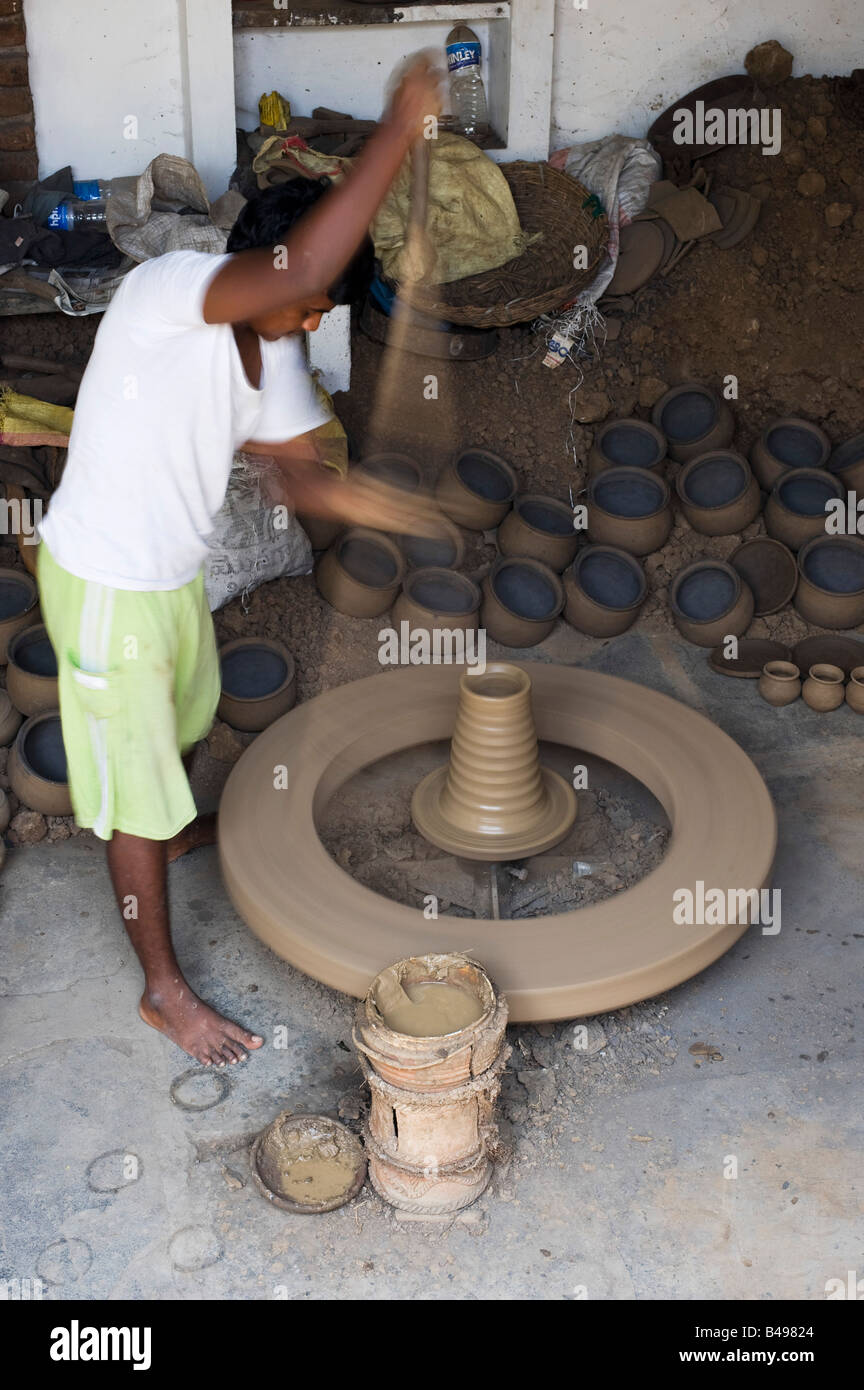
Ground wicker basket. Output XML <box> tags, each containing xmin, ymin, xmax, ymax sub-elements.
<box><xmin>400</xmin><ymin>161</ymin><xmax>608</xmax><ymax>328</ymax></box>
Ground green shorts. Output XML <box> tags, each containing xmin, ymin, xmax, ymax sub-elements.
<box><xmin>38</xmin><ymin>544</ymin><xmax>221</xmax><ymax>841</ymax></box>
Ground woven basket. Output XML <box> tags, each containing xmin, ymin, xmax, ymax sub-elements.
<box><xmin>400</xmin><ymin>161</ymin><xmax>608</xmax><ymax>327</ymax></box>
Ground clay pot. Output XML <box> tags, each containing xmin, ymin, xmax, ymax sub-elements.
<box><xmin>758</xmin><ymin>660</ymin><xmax>801</xmax><ymax>707</ymax></box>
<box><xmin>794</xmin><ymin>536</ymin><xmax>864</xmax><ymax>629</ymax></box>
<box><xmin>802</xmin><ymin>663</ymin><xmax>845</xmax><ymax>712</ymax></box>
<box><xmin>764</xmin><ymin>469</ymin><xmax>845</xmax><ymax>551</ymax></box>
<box><xmin>563</xmin><ymin>545</ymin><xmax>647</xmax><ymax>637</ymax></box>
<box><xmin>397</xmin><ymin>520</ymin><xmax>465</xmax><ymax>571</ymax></box>
<box><xmin>586</xmin><ymin>466</ymin><xmax>672</xmax><ymax>556</ymax></box>
<box><xmin>316</xmin><ymin>527</ymin><xmax>405</xmax><ymax>617</ymax></box>
<box><xmin>355</xmin><ymin>452</ymin><xmax>423</xmax><ymax>493</ymax></box>
<box><xmin>411</xmin><ymin>662</ymin><xmax>577</xmax><ymax>861</ymax></box>
<box><xmin>0</xmin><ymin>567</ymin><xmax>39</xmax><ymax>664</ymax></box>
<box><xmin>365</xmin><ymin>1136</ymin><xmax>492</xmax><ymax>1215</ymax></box>
<box><xmin>729</xmin><ymin>537</ymin><xmax>798</xmax><ymax>616</ymax></box>
<box><xmin>435</xmin><ymin>449</ymin><xmax>517</xmax><ymax>530</ymax></box>
<box><xmin>0</xmin><ymin>786</ymin><xmax>9</xmax><ymax>836</ymax></box>
<box><xmin>497</xmin><ymin>494</ymin><xmax>578</xmax><ymax>572</ymax></box>
<box><xmin>6</xmin><ymin>624</ymin><xmax>58</xmax><ymax>717</ymax></box>
<box><xmin>845</xmin><ymin>666</ymin><xmax>864</xmax><ymax>714</ymax></box>
<box><xmin>391</xmin><ymin>568</ymin><xmax>481</xmax><ymax>637</ymax></box>
<box><xmin>670</xmin><ymin>560</ymin><xmax>755</xmax><ymax>647</ymax></box>
<box><xmin>587</xmin><ymin>418</ymin><xmax>667</xmax><ymax>479</ymax></box>
<box><xmin>8</xmin><ymin>711</ymin><xmax>72</xmax><ymax>816</ymax></box>
<box><xmin>827</xmin><ymin>432</ymin><xmax>864</xmax><ymax>495</ymax></box>
<box><xmin>651</xmin><ymin>384</ymin><xmax>734</xmax><ymax>464</ymax></box>
<box><xmin>0</xmin><ymin>689</ymin><xmax>22</xmax><ymax>746</ymax></box>
<box><xmin>675</xmin><ymin>451</ymin><xmax>762</xmax><ymax>536</ymax></box>
<box><xmin>217</xmin><ymin>638</ymin><xmax>296</xmax><ymax>732</ymax></box>
<box><xmin>297</xmin><ymin>513</ymin><xmax>341</xmax><ymax>551</ymax></box>
<box><xmin>750</xmin><ymin>417</ymin><xmax>831</xmax><ymax>491</ymax></box>
<box><xmin>480</xmin><ymin>557</ymin><xmax>565</xmax><ymax>647</ymax></box>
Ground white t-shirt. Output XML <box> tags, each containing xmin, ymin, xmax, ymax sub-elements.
<box><xmin>40</xmin><ymin>249</ymin><xmax>330</xmax><ymax>590</ymax></box>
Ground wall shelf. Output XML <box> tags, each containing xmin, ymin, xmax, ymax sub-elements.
<box><xmin>233</xmin><ymin>1</ymin><xmax>508</xmax><ymax>28</ymax></box>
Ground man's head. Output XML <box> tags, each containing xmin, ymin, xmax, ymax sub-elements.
<box><xmin>227</xmin><ymin>178</ymin><xmax>374</xmax><ymax>339</ymax></box>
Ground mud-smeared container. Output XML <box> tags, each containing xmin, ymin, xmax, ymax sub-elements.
<box><xmin>250</xmin><ymin>1112</ymin><xmax>366</xmax><ymax>1214</ymax></box>
<box><xmin>481</xmin><ymin>556</ymin><xmax>565</xmax><ymax>646</ymax></box>
<box><xmin>588</xmin><ymin>417</ymin><xmax>667</xmax><ymax>479</ymax></box>
<box><xmin>794</xmin><ymin>536</ymin><xmax>864</xmax><ymax>629</ymax></box>
<box><xmin>391</xmin><ymin>568</ymin><xmax>481</xmax><ymax>638</ymax></box>
<box><xmin>218</xmin><ymin>638</ymin><xmax>296</xmax><ymax>732</ymax></box>
<box><xmin>8</xmin><ymin>710</ymin><xmax>72</xmax><ymax>816</ymax></box>
<box><xmin>435</xmin><ymin>449</ymin><xmax>517</xmax><ymax>530</ymax></box>
<box><xmin>0</xmin><ymin>567</ymin><xmax>39</xmax><ymax>664</ymax></box>
<box><xmin>750</xmin><ymin>416</ymin><xmax>831</xmax><ymax>491</ymax></box>
<box><xmin>676</xmin><ymin>450</ymin><xmax>762</xmax><ymax>535</ymax></box>
<box><xmin>587</xmin><ymin>466</ymin><xmax>672</xmax><ymax>556</ymax></box>
<box><xmin>651</xmin><ymin>383</ymin><xmax>734</xmax><ymax>463</ymax></box>
<box><xmin>670</xmin><ymin>559</ymin><xmax>755</xmax><ymax>647</ymax></box>
<box><xmin>497</xmin><ymin>494</ymin><xmax>578</xmax><ymax>572</ymax></box>
<box><xmin>765</xmin><ymin>469</ymin><xmax>845</xmax><ymax>551</ymax></box>
<box><xmin>563</xmin><ymin>544</ymin><xmax>647</xmax><ymax>637</ymax></box>
<box><xmin>6</xmin><ymin>624</ymin><xmax>58</xmax><ymax>717</ymax></box>
<box><xmin>316</xmin><ymin>527</ymin><xmax>405</xmax><ymax>617</ymax></box>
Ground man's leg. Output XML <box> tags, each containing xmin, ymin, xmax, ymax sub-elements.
<box><xmin>105</xmin><ymin>828</ymin><xmax>263</xmax><ymax>1066</ymax></box>
<box><xmin>165</xmin><ymin>749</ymin><xmax>216</xmax><ymax>864</ymax></box>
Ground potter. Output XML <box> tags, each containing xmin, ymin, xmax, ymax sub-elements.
<box><xmin>672</xmin><ymin>101</ymin><xmax>781</xmax><ymax>156</ymax></box>
<box><xmin>378</xmin><ymin>620</ymin><xmax>486</xmax><ymax>672</ymax></box>
<box><xmin>672</xmin><ymin>882</ymin><xmax>781</xmax><ymax>935</ymax></box>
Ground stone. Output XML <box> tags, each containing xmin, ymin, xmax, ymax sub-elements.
<box><xmin>782</xmin><ymin>144</ymin><xmax>805</xmax><ymax>168</ymax></box>
<box><xmin>806</xmin><ymin>115</ymin><xmax>827</xmax><ymax>141</ymax></box>
<box><xmin>8</xmin><ymin>809</ymin><xmax>47</xmax><ymax>844</ymax></box>
<box><xmin>745</xmin><ymin>39</ymin><xmax>793</xmax><ymax>88</ymax></box>
<box><xmin>630</xmin><ymin>324</ymin><xmax>654</xmax><ymax>348</ymax></box>
<box><xmin>853</xmin><ymin>211</ymin><xmax>864</xmax><ymax>234</ymax></box>
<box><xmin>751</xmin><ymin>244</ymin><xmax>768</xmax><ymax>268</ymax></box>
<box><xmin>572</xmin><ymin>390</ymin><xmax>611</xmax><ymax>424</ymax></box>
<box><xmin>46</xmin><ymin>816</ymin><xmax>72</xmax><ymax>842</ymax></box>
<box><xmin>797</xmin><ymin>170</ymin><xmax>825</xmax><ymax>198</ymax></box>
<box><xmin>638</xmin><ymin>376</ymin><xmax>668</xmax><ymax>409</ymax></box>
<box><xmin>824</xmin><ymin>202</ymin><xmax>853</xmax><ymax>228</ymax></box>
<box><xmin>206</xmin><ymin>720</ymin><xmax>245</xmax><ymax>764</ymax></box>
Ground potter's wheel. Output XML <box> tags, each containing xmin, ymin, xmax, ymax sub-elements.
<box><xmin>218</xmin><ymin>664</ymin><xmax>776</xmax><ymax>1022</ymax></box>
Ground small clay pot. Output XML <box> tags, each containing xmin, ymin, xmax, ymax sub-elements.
<box><xmin>587</xmin><ymin>418</ymin><xmax>667</xmax><ymax>479</ymax></box>
<box><xmin>794</xmin><ymin>536</ymin><xmax>864</xmax><ymax>629</ymax></box>
<box><xmin>827</xmin><ymin>432</ymin><xmax>864</xmax><ymax>495</ymax></box>
<box><xmin>391</xmin><ymin>568</ymin><xmax>481</xmax><ymax>637</ymax></box>
<box><xmin>355</xmin><ymin>452</ymin><xmax>424</xmax><ymax>493</ymax></box>
<box><xmin>675</xmin><ymin>451</ymin><xmax>762</xmax><ymax>536</ymax></box>
<box><xmin>0</xmin><ymin>566</ymin><xmax>40</xmax><ymax>664</ymax></box>
<box><xmin>758</xmin><ymin>660</ymin><xmax>801</xmax><ymax>707</ymax></box>
<box><xmin>750</xmin><ymin>417</ymin><xmax>831</xmax><ymax>491</ymax></box>
<box><xmin>670</xmin><ymin>560</ymin><xmax>755</xmax><ymax>647</ymax></box>
<box><xmin>497</xmin><ymin>494</ymin><xmax>578</xmax><ymax>572</ymax></box>
<box><xmin>397</xmin><ymin>520</ymin><xmax>465</xmax><ymax>571</ymax></box>
<box><xmin>316</xmin><ymin>527</ymin><xmax>405</xmax><ymax>617</ymax></box>
<box><xmin>563</xmin><ymin>545</ymin><xmax>648</xmax><ymax>637</ymax></box>
<box><xmin>764</xmin><ymin>469</ymin><xmax>845</xmax><ymax>551</ymax></box>
<box><xmin>0</xmin><ymin>688</ymin><xmax>22</xmax><ymax>746</ymax></box>
<box><xmin>8</xmin><ymin>710</ymin><xmax>72</xmax><ymax>816</ymax></box>
<box><xmin>845</xmin><ymin>666</ymin><xmax>864</xmax><ymax>714</ymax></box>
<box><xmin>218</xmin><ymin>638</ymin><xmax>297</xmax><ymax>732</ymax></box>
<box><xmin>435</xmin><ymin>449</ymin><xmax>517</xmax><ymax>530</ymax></box>
<box><xmin>481</xmin><ymin>557</ymin><xmax>564</xmax><ymax>648</ymax></box>
<box><xmin>802</xmin><ymin>663</ymin><xmax>845</xmax><ymax>712</ymax></box>
<box><xmin>729</xmin><ymin>537</ymin><xmax>797</xmax><ymax>616</ymax></box>
<box><xmin>651</xmin><ymin>384</ymin><xmax>734</xmax><ymax>464</ymax></box>
<box><xmin>6</xmin><ymin>624</ymin><xmax>58</xmax><ymax>717</ymax></box>
<box><xmin>587</xmin><ymin>467</ymin><xmax>672</xmax><ymax>556</ymax></box>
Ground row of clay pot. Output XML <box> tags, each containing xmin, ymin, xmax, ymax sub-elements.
<box><xmin>759</xmin><ymin>661</ymin><xmax>864</xmax><ymax>713</ymax></box>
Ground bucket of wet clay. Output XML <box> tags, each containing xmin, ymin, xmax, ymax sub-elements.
<box><xmin>676</xmin><ymin>451</ymin><xmax>761</xmax><ymax>535</ymax></box>
<box><xmin>250</xmin><ymin>1112</ymin><xmax>367</xmax><ymax>1214</ymax></box>
<box><xmin>481</xmin><ymin>556</ymin><xmax>565</xmax><ymax>647</ymax></box>
<box><xmin>218</xmin><ymin>637</ymin><xmax>296</xmax><ymax>732</ymax></box>
<box><xmin>563</xmin><ymin>544</ymin><xmax>648</xmax><ymax>637</ymax></box>
<box><xmin>435</xmin><ymin>448</ymin><xmax>517</xmax><ymax>530</ymax></box>
<box><xmin>750</xmin><ymin>416</ymin><xmax>831</xmax><ymax>491</ymax></box>
<box><xmin>651</xmin><ymin>383</ymin><xmax>734</xmax><ymax>463</ymax></box>
<box><xmin>392</xmin><ymin>568</ymin><xmax>481</xmax><ymax>636</ymax></box>
<box><xmin>497</xmin><ymin>494</ymin><xmax>578</xmax><ymax>572</ymax></box>
<box><xmin>765</xmin><ymin>469</ymin><xmax>845</xmax><ymax>551</ymax></box>
<box><xmin>0</xmin><ymin>566</ymin><xmax>39</xmax><ymax>664</ymax></box>
<box><xmin>587</xmin><ymin>466</ymin><xmax>672</xmax><ymax>556</ymax></box>
<box><xmin>794</xmin><ymin>536</ymin><xmax>864</xmax><ymax>629</ymax></box>
<box><xmin>6</xmin><ymin>624</ymin><xmax>58</xmax><ymax>716</ymax></box>
<box><xmin>588</xmin><ymin>417</ymin><xmax>667</xmax><ymax>478</ymax></box>
<box><xmin>316</xmin><ymin>527</ymin><xmax>405</xmax><ymax>617</ymax></box>
<box><xmin>670</xmin><ymin>559</ymin><xmax>755</xmax><ymax>647</ymax></box>
<box><xmin>8</xmin><ymin>710</ymin><xmax>72</xmax><ymax>816</ymax></box>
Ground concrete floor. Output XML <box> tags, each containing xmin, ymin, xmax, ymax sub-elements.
<box><xmin>1</xmin><ymin>630</ymin><xmax>862</xmax><ymax>1301</ymax></box>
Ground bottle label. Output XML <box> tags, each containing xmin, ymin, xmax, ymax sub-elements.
<box><xmin>47</xmin><ymin>202</ymin><xmax>72</xmax><ymax>230</ymax></box>
<box><xmin>73</xmin><ymin>179</ymin><xmax>101</xmax><ymax>201</ymax></box>
<box><xmin>446</xmin><ymin>41</ymin><xmax>481</xmax><ymax>73</ymax></box>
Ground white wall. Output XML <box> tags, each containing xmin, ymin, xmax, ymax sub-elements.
<box><xmin>552</xmin><ymin>0</ymin><xmax>862</xmax><ymax>150</ymax></box>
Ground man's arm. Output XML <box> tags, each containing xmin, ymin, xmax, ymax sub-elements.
<box><xmin>202</xmin><ymin>61</ymin><xmax>440</xmax><ymax>328</ymax></box>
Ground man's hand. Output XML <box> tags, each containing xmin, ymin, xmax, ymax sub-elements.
<box><xmin>384</xmin><ymin>58</ymin><xmax>444</xmax><ymax>145</ymax></box>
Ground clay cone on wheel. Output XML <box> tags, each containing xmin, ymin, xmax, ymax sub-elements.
<box><xmin>411</xmin><ymin>663</ymin><xmax>577</xmax><ymax>861</ymax></box>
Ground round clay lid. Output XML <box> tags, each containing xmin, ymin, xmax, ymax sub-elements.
<box><xmin>250</xmin><ymin>1113</ymin><xmax>366</xmax><ymax>1215</ymax></box>
<box><xmin>729</xmin><ymin>538</ymin><xmax>798</xmax><ymax>616</ymax></box>
<box><xmin>708</xmin><ymin>638</ymin><xmax>791</xmax><ymax>678</ymax></box>
<box><xmin>792</xmin><ymin>635</ymin><xmax>864</xmax><ymax>678</ymax></box>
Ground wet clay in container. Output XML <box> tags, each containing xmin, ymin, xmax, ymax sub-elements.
<box><xmin>379</xmin><ymin>980</ymin><xmax>485</xmax><ymax>1037</ymax></box>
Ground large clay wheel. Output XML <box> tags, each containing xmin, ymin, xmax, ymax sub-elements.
<box><xmin>219</xmin><ymin>664</ymin><xmax>775</xmax><ymax>1022</ymax></box>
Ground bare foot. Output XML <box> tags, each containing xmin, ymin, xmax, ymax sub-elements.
<box><xmin>166</xmin><ymin>813</ymin><xmax>217</xmax><ymax>865</ymax></box>
<box><xmin>139</xmin><ymin>980</ymin><xmax>263</xmax><ymax>1065</ymax></box>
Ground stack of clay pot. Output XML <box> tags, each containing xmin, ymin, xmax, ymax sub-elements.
<box><xmin>354</xmin><ymin>953</ymin><xmax>510</xmax><ymax>1216</ymax></box>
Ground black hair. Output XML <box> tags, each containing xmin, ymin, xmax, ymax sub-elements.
<box><xmin>227</xmin><ymin>178</ymin><xmax>374</xmax><ymax>306</ymax></box>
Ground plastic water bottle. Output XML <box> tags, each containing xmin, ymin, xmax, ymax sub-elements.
<box><xmin>46</xmin><ymin>199</ymin><xmax>107</xmax><ymax>230</ymax></box>
<box><xmin>446</xmin><ymin>23</ymin><xmax>489</xmax><ymax>139</ymax></box>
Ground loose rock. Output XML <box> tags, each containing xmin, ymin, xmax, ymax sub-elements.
<box><xmin>206</xmin><ymin>720</ymin><xmax>245</xmax><ymax>764</ymax></box>
<box><xmin>9</xmin><ymin>809</ymin><xmax>47</xmax><ymax>845</ymax></box>
<box><xmin>745</xmin><ymin>39</ymin><xmax>793</xmax><ymax>88</ymax></box>
<box><xmin>797</xmin><ymin>170</ymin><xmax>826</xmax><ymax>197</ymax></box>
<box><xmin>824</xmin><ymin>202</ymin><xmax>853</xmax><ymax>227</ymax></box>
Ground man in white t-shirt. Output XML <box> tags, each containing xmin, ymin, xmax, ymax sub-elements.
<box><xmin>37</xmin><ymin>62</ymin><xmax>442</xmax><ymax>1068</ymax></box>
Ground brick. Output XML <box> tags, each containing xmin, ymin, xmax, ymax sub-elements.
<box><xmin>0</xmin><ymin>114</ymin><xmax>32</xmax><ymax>150</ymax></box>
<box><xmin>0</xmin><ymin>50</ymin><xmax>27</xmax><ymax>85</ymax></box>
<box><xmin>0</xmin><ymin>148</ymin><xmax>36</xmax><ymax>180</ymax></box>
<box><xmin>0</xmin><ymin>15</ymin><xmax>24</xmax><ymax>46</ymax></box>
<box><xmin>0</xmin><ymin>84</ymin><xmax>29</xmax><ymax>117</ymax></box>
